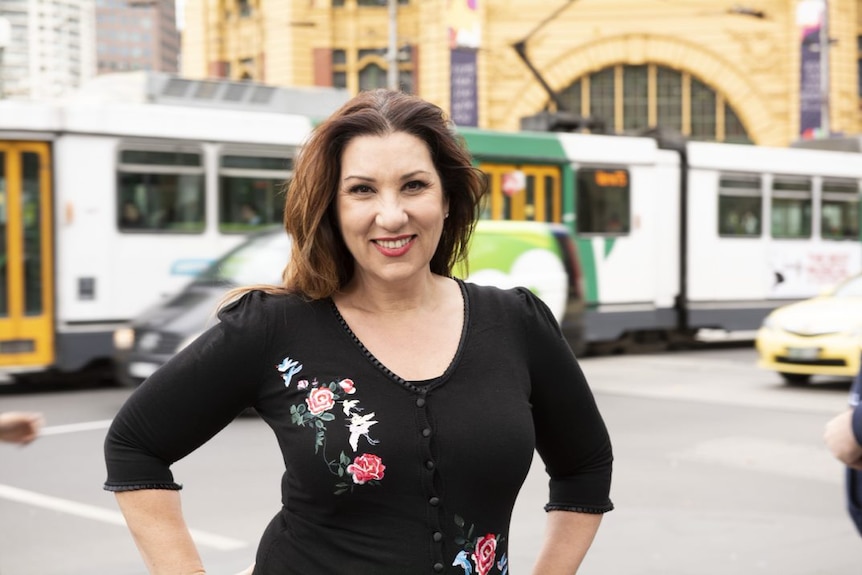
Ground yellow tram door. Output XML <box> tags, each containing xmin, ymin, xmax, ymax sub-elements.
<box><xmin>0</xmin><ymin>143</ymin><xmax>55</xmax><ymax>369</ymax></box>
<box><xmin>479</xmin><ymin>163</ymin><xmax>562</xmax><ymax>223</ymax></box>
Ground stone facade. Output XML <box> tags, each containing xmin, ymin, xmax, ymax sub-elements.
<box><xmin>180</xmin><ymin>0</ymin><xmax>862</xmax><ymax>146</ymax></box>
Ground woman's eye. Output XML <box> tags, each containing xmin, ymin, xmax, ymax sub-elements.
<box><xmin>404</xmin><ymin>180</ymin><xmax>428</xmax><ymax>192</ymax></box>
<box><xmin>348</xmin><ymin>184</ymin><xmax>374</xmax><ymax>194</ymax></box>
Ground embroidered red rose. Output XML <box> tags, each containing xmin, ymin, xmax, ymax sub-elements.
<box><xmin>472</xmin><ymin>534</ymin><xmax>497</xmax><ymax>575</ymax></box>
<box><xmin>338</xmin><ymin>378</ymin><xmax>356</xmax><ymax>394</ymax></box>
<box><xmin>346</xmin><ymin>453</ymin><xmax>386</xmax><ymax>484</ymax></box>
<box><xmin>306</xmin><ymin>387</ymin><xmax>335</xmax><ymax>415</ymax></box>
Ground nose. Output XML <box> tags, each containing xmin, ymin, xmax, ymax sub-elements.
<box><xmin>375</xmin><ymin>195</ymin><xmax>408</xmax><ymax>230</ymax></box>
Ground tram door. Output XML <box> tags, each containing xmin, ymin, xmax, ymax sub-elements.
<box><xmin>478</xmin><ymin>163</ymin><xmax>562</xmax><ymax>223</ymax></box>
<box><xmin>0</xmin><ymin>143</ymin><xmax>54</xmax><ymax>368</ymax></box>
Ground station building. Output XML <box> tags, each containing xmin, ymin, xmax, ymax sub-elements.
<box><xmin>180</xmin><ymin>0</ymin><xmax>862</xmax><ymax>147</ymax></box>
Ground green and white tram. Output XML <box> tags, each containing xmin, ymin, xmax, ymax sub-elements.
<box><xmin>461</xmin><ymin>128</ymin><xmax>862</xmax><ymax>349</ymax></box>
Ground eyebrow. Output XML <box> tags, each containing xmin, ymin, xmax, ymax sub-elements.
<box><xmin>342</xmin><ymin>170</ymin><xmax>432</xmax><ymax>183</ymax></box>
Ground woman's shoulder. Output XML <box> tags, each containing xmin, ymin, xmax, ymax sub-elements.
<box><xmin>461</xmin><ymin>279</ymin><xmax>541</xmax><ymax>307</ymax></box>
<box><xmin>217</xmin><ymin>288</ymin><xmax>327</xmax><ymax>326</ymax></box>
<box><xmin>462</xmin><ymin>280</ymin><xmax>558</xmax><ymax>329</ymax></box>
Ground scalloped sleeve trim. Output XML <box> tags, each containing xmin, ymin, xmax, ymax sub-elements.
<box><xmin>544</xmin><ymin>502</ymin><xmax>614</xmax><ymax>514</ymax></box>
<box><xmin>103</xmin><ymin>482</ymin><xmax>183</xmax><ymax>492</ymax></box>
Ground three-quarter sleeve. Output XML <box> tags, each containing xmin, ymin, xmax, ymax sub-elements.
<box><xmin>104</xmin><ymin>291</ymin><xmax>271</xmax><ymax>491</ymax></box>
<box><xmin>517</xmin><ymin>288</ymin><xmax>614</xmax><ymax>514</ymax></box>
<box><xmin>850</xmin><ymin>357</ymin><xmax>862</xmax><ymax>446</ymax></box>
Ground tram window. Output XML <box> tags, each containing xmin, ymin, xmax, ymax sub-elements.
<box><xmin>218</xmin><ymin>154</ymin><xmax>292</xmax><ymax>233</ymax></box>
<box><xmin>544</xmin><ymin>174</ymin><xmax>557</xmax><ymax>222</ymax></box>
<box><xmin>22</xmin><ymin>152</ymin><xmax>43</xmax><ymax>315</ymax></box>
<box><xmin>718</xmin><ymin>174</ymin><xmax>761</xmax><ymax>237</ymax></box>
<box><xmin>771</xmin><ymin>177</ymin><xmax>812</xmax><ymax>239</ymax></box>
<box><xmin>821</xmin><ymin>179</ymin><xmax>860</xmax><ymax>240</ymax></box>
<box><xmin>478</xmin><ymin>171</ymin><xmax>492</xmax><ymax>220</ymax></box>
<box><xmin>117</xmin><ymin>148</ymin><xmax>205</xmax><ymax>233</ymax></box>
<box><xmin>576</xmin><ymin>168</ymin><xmax>630</xmax><ymax>234</ymax></box>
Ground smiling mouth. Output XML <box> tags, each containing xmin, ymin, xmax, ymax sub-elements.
<box><xmin>374</xmin><ymin>237</ymin><xmax>413</xmax><ymax>249</ymax></box>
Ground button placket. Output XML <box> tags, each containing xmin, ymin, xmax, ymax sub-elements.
<box><xmin>415</xmin><ymin>389</ymin><xmax>445</xmax><ymax>573</ymax></box>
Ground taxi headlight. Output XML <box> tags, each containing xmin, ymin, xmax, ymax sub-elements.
<box><xmin>761</xmin><ymin>316</ymin><xmax>778</xmax><ymax>330</ymax></box>
<box><xmin>113</xmin><ymin>327</ymin><xmax>135</xmax><ymax>350</ymax></box>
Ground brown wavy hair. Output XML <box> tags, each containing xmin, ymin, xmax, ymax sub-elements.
<box><xmin>251</xmin><ymin>88</ymin><xmax>486</xmax><ymax>301</ymax></box>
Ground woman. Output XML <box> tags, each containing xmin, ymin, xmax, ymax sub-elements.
<box><xmin>104</xmin><ymin>89</ymin><xmax>613</xmax><ymax>575</ymax></box>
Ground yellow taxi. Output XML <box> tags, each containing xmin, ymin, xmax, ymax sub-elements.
<box><xmin>755</xmin><ymin>273</ymin><xmax>862</xmax><ymax>384</ymax></box>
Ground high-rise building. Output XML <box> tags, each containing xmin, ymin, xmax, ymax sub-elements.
<box><xmin>180</xmin><ymin>0</ymin><xmax>862</xmax><ymax>147</ymax></box>
<box><xmin>0</xmin><ymin>0</ymin><xmax>96</xmax><ymax>100</ymax></box>
<box><xmin>95</xmin><ymin>0</ymin><xmax>180</xmax><ymax>75</ymax></box>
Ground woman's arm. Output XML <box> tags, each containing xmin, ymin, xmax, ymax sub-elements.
<box><xmin>115</xmin><ymin>490</ymin><xmax>206</xmax><ymax>575</ymax></box>
<box><xmin>824</xmin><ymin>408</ymin><xmax>862</xmax><ymax>469</ymax></box>
<box><xmin>530</xmin><ymin>511</ymin><xmax>602</xmax><ymax>575</ymax></box>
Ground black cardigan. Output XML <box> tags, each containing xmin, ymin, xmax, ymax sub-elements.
<box><xmin>104</xmin><ymin>280</ymin><xmax>613</xmax><ymax>575</ymax></box>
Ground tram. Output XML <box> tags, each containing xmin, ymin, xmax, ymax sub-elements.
<box><xmin>2</xmin><ymin>72</ymin><xmax>862</xmax><ymax>378</ymax></box>
<box><xmin>462</xmin><ymin>128</ymin><xmax>862</xmax><ymax>348</ymax></box>
<box><xmin>0</xmin><ymin>74</ymin><xmax>344</xmax><ymax>377</ymax></box>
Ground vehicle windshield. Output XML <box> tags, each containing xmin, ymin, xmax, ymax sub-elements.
<box><xmin>832</xmin><ymin>275</ymin><xmax>862</xmax><ymax>298</ymax></box>
<box><xmin>194</xmin><ymin>231</ymin><xmax>290</xmax><ymax>287</ymax></box>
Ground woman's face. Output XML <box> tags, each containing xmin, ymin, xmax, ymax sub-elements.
<box><xmin>336</xmin><ymin>131</ymin><xmax>448</xmax><ymax>288</ymax></box>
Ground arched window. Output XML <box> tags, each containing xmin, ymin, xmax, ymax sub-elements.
<box><xmin>359</xmin><ymin>63</ymin><xmax>386</xmax><ymax>91</ymax></box>
<box><xmin>557</xmin><ymin>64</ymin><xmax>751</xmax><ymax>143</ymax></box>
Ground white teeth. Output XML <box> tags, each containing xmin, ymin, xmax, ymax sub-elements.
<box><xmin>376</xmin><ymin>238</ymin><xmax>410</xmax><ymax>249</ymax></box>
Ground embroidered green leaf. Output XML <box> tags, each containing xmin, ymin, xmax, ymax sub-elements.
<box><xmin>454</xmin><ymin>536</ymin><xmax>466</xmax><ymax>546</ymax></box>
<box><xmin>315</xmin><ymin>419</ymin><xmax>325</xmax><ymax>429</ymax></box>
<box><xmin>296</xmin><ymin>404</ymin><xmax>307</xmax><ymax>414</ymax></box>
<box><xmin>340</xmin><ymin>452</ymin><xmax>351</xmax><ymax>466</ymax></box>
<box><xmin>318</xmin><ymin>412</ymin><xmax>335</xmax><ymax>422</ymax></box>
<box><xmin>334</xmin><ymin>488</ymin><xmax>348</xmax><ymax>495</ymax></box>
<box><xmin>338</xmin><ymin>467</ymin><xmax>344</xmax><ymax>477</ymax></box>
<box><xmin>454</xmin><ymin>515</ymin><xmax>465</xmax><ymax>528</ymax></box>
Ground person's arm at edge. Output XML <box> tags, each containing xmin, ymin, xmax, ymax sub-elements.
<box><xmin>530</xmin><ymin>510</ymin><xmax>602</xmax><ymax>575</ymax></box>
<box><xmin>114</xmin><ymin>489</ymin><xmax>206</xmax><ymax>575</ymax></box>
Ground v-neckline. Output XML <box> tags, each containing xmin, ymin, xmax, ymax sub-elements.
<box><xmin>329</xmin><ymin>279</ymin><xmax>470</xmax><ymax>393</ymax></box>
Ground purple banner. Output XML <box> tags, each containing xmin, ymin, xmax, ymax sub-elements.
<box><xmin>799</xmin><ymin>26</ymin><xmax>821</xmax><ymax>138</ymax></box>
<box><xmin>450</xmin><ymin>48</ymin><xmax>478</xmax><ymax>127</ymax></box>
<box><xmin>797</xmin><ymin>0</ymin><xmax>824</xmax><ymax>139</ymax></box>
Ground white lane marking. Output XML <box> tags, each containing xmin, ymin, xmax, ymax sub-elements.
<box><xmin>0</xmin><ymin>483</ymin><xmax>248</xmax><ymax>551</ymax></box>
<box><xmin>40</xmin><ymin>419</ymin><xmax>113</xmax><ymax>436</ymax></box>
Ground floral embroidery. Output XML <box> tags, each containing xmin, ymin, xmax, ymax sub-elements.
<box><xmin>346</xmin><ymin>453</ymin><xmax>386</xmax><ymax>484</ymax></box>
<box><xmin>306</xmin><ymin>387</ymin><xmax>335</xmax><ymax>415</ymax></box>
<box><xmin>282</xmin><ymin>359</ymin><xmax>383</xmax><ymax>495</ymax></box>
<box><xmin>452</xmin><ymin>515</ymin><xmax>507</xmax><ymax>575</ymax></box>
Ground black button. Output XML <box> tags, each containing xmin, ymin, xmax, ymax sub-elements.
<box><xmin>429</xmin><ymin>496</ymin><xmax>440</xmax><ymax>506</ymax></box>
<box><xmin>422</xmin><ymin>428</ymin><xmax>432</xmax><ymax>437</ymax></box>
<box><xmin>433</xmin><ymin>531</ymin><xmax>443</xmax><ymax>542</ymax></box>
<box><xmin>425</xmin><ymin>460</ymin><xmax>435</xmax><ymax>470</ymax></box>
<box><xmin>433</xmin><ymin>563</ymin><xmax>444</xmax><ymax>572</ymax></box>
<box><xmin>416</xmin><ymin>397</ymin><xmax>426</xmax><ymax>407</ymax></box>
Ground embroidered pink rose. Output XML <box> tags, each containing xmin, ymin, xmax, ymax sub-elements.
<box><xmin>472</xmin><ymin>534</ymin><xmax>497</xmax><ymax>575</ymax></box>
<box><xmin>306</xmin><ymin>387</ymin><xmax>335</xmax><ymax>415</ymax></box>
<box><xmin>346</xmin><ymin>453</ymin><xmax>386</xmax><ymax>484</ymax></box>
<box><xmin>338</xmin><ymin>378</ymin><xmax>357</xmax><ymax>394</ymax></box>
